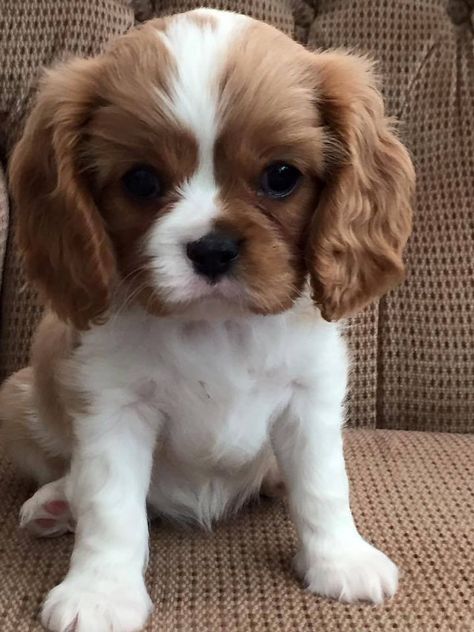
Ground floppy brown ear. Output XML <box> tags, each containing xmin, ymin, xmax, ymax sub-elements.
<box><xmin>307</xmin><ymin>51</ymin><xmax>415</xmax><ymax>321</ymax></box>
<box><xmin>9</xmin><ymin>58</ymin><xmax>117</xmax><ymax>330</ymax></box>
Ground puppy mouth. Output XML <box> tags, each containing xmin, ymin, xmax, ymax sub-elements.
<box><xmin>185</xmin><ymin>275</ymin><xmax>246</xmax><ymax>303</ymax></box>
<box><xmin>156</xmin><ymin>275</ymin><xmax>250</xmax><ymax>320</ymax></box>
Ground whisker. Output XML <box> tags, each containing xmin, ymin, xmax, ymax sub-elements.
<box><xmin>108</xmin><ymin>277</ymin><xmax>150</xmax><ymax>332</ymax></box>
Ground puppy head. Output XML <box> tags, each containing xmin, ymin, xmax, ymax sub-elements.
<box><xmin>10</xmin><ymin>9</ymin><xmax>414</xmax><ymax>329</ymax></box>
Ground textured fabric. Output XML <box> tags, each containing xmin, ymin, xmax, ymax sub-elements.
<box><xmin>290</xmin><ymin>0</ymin><xmax>315</xmax><ymax>44</ymax></box>
<box><xmin>0</xmin><ymin>0</ymin><xmax>135</xmax><ymax>381</ymax></box>
<box><xmin>308</xmin><ymin>0</ymin><xmax>474</xmax><ymax>433</ymax></box>
<box><xmin>131</xmin><ymin>0</ymin><xmax>313</xmax><ymax>43</ymax></box>
<box><xmin>133</xmin><ymin>0</ymin><xmax>295</xmax><ymax>38</ymax></box>
<box><xmin>0</xmin><ymin>429</ymin><xmax>472</xmax><ymax>631</ymax></box>
<box><xmin>343</xmin><ymin>304</ymin><xmax>379</xmax><ymax>428</ymax></box>
<box><xmin>378</xmin><ymin>2</ymin><xmax>474</xmax><ymax>433</ymax></box>
<box><xmin>0</xmin><ymin>166</ymin><xmax>8</xmax><ymax>295</ymax></box>
<box><xmin>0</xmin><ymin>0</ymin><xmax>134</xmax><ymax>154</ymax></box>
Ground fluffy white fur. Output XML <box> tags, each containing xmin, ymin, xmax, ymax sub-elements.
<box><xmin>27</xmin><ymin>298</ymin><xmax>397</xmax><ymax>632</ymax></box>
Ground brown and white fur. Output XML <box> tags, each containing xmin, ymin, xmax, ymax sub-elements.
<box><xmin>0</xmin><ymin>9</ymin><xmax>414</xmax><ymax>632</ymax></box>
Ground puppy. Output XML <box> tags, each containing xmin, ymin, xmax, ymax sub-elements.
<box><xmin>0</xmin><ymin>9</ymin><xmax>414</xmax><ymax>632</ymax></box>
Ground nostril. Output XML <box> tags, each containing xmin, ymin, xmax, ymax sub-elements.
<box><xmin>217</xmin><ymin>242</ymin><xmax>239</xmax><ymax>264</ymax></box>
<box><xmin>186</xmin><ymin>232</ymin><xmax>241</xmax><ymax>281</ymax></box>
<box><xmin>186</xmin><ymin>241</ymin><xmax>206</xmax><ymax>265</ymax></box>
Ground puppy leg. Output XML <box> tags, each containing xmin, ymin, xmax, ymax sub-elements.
<box><xmin>271</xmin><ymin>380</ymin><xmax>398</xmax><ymax>604</ymax></box>
<box><xmin>20</xmin><ymin>477</ymin><xmax>74</xmax><ymax>537</ymax></box>
<box><xmin>41</xmin><ymin>397</ymin><xmax>160</xmax><ymax>632</ymax></box>
<box><xmin>0</xmin><ymin>368</ymin><xmax>67</xmax><ymax>485</ymax></box>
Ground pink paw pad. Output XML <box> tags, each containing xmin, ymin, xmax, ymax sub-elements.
<box><xmin>20</xmin><ymin>488</ymin><xmax>74</xmax><ymax>538</ymax></box>
<box><xmin>44</xmin><ymin>500</ymin><xmax>69</xmax><ymax>516</ymax></box>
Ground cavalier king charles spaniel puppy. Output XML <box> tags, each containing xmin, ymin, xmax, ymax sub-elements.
<box><xmin>0</xmin><ymin>8</ymin><xmax>414</xmax><ymax>632</ymax></box>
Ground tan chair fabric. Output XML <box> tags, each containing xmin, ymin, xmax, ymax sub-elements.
<box><xmin>132</xmin><ymin>0</ymin><xmax>295</xmax><ymax>38</ymax></box>
<box><xmin>0</xmin><ymin>429</ymin><xmax>472</xmax><ymax>631</ymax></box>
<box><xmin>307</xmin><ymin>0</ymin><xmax>474</xmax><ymax>433</ymax></box>
<box><xmin>0</xmin><ymin>166</ymin><xmax>8</xmax><ymax>292</ymax></box>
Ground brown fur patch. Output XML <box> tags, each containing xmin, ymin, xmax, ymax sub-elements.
<box><xmin>306</xmin><ymin>51</ymin><xmax>415</xmax><ymax>319</ymax></box>
<box><xmin>0</xmin><ymin>313</ymin><xmax>81</xmax><ymax>483</ymax></box>
<box><xmin>9</xmin><ymin>55</ymin><xmax>119</xmax><ymax>331</ymax></box>
<box><xmin>0</xmin><ymin>367</ymin><xmax>66</xmax><ymax>484</ymax></box>
<box><xmin>212</xmin><ymin>22</ymin><xmax>325</xmax><ymax>313</ymax></box>
<box><xmin>84</xmin><ymin>20</ymin><xmax>201</xmax><ymax>316</ymax></box>
<box><xmin>31</xmin><ymin>313</ymin><xmax>86</xmax><ymax>430</ymax></box>
<box><xmin>9</xmin><ymin>20</ymin><xmax>198</xmax><ymax>327</ymax></box>
<box><xmin>212</xmin><ymin>23</ymin><xmax>413</xmax><ymax>319</ymax></box>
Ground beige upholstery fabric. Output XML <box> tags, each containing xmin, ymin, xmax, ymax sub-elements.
<box><xmin>131</xmin><ymin>0</ymin><xmax>314</xmax><ymax>42</ymax></box>
<box><xmin>132</xmin><ymin>0</ymin><xmax>295</xmax><ymax>37</ymax></box>
<box><xmin>307</xmin><ymin>0</ymin><xmax>474</xmax><ymax>433</ymax></box>
<box><xmin>0</xmin><ymin>166</ymin><xmax>8</xmax><ymax>292</ymax></box>
<box><xmin>0</xmin><ymin>0</ymin><xmax>134</xmax><ymax>154</ymax></box>
<box><xmin>0</xmin><ymin>429</ymin><xmax>472</xmax><ymax>631</ymax></box>
<box><xmin>342</xmin><ymin>305</ymin><xmax>379</xmax><ymax>428</ymax></box>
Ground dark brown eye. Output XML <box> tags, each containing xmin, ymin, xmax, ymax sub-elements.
<box><xmin>261</xmin><ymin>163</ymin><xmax>302</xmax><ymax>199</ymax></box>
<box><xmin>122</xmin><ymin>166</ymin><xmax>161</xmax><ymax>200</ymax></box>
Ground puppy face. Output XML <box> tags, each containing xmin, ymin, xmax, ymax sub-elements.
<box><xmin>10</xmin><ymin>9</ymin><xmax>414</xmax><ymax>328</ymax></box>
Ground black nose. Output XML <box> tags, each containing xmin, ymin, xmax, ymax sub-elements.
<box><xmin>186</xmin><ymin>232</ymin><xmax>241</xmax><ymax>282</ymax></box>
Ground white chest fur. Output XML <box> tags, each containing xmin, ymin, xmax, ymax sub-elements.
<box><xmin>73</xmin><ymin>299</ymin><xmax>346</xmax><ymax>524</ymax></box>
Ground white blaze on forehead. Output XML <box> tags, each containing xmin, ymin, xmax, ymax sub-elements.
<box><xmin>146</xmin><ymin>11</ymin><xmax>250</xmax><ymax>303</ymax></box>
<box><xmin>156</xmin><ymin>9</ymin><xmax>248</xmax><ymax>178</ymax></box>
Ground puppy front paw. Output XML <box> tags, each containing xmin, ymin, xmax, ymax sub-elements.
<box><xmin>20</xmin><ymin>492</ymin><xmax>73</xmax><ymax>538</ymax></box>
<box><xmin>41</xmin><ymin>571</ymin><xmax>152</xmax><ymax>632</ymax></box>
<box><xmin>295</xmin><ymin>537</ymin><xmax>399</xmax><ymax>604</ymax></box>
